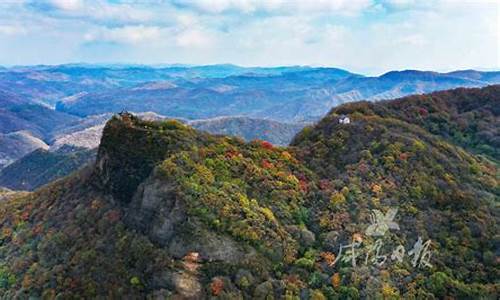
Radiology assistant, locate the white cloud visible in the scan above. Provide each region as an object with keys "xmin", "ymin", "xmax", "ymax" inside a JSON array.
[
  {"xmin": 0, "ymin": 0, "xmax": 497, "ymax": 72},
  {"xmin": 0, "ymin": 25, "xmax": 27, "ymax": 36},
  {"xmin": 294, "ymin": 0, "xmax": 374, "ymax": 14},
  {"xmin": 176, "ymin": 28, "xmax": 213, "ymax": 47},
  {"xmin": 84, "ymin": 25, "xmax": 162, "ymax": 44},
  {"xmin": 49, "ymin": 0, "xmax": 84, "ymax": 11},
  {"xmin": 174, "ymin": 0, "xmax": 374, "ymax": 15},
  {"xmin": 35, "ymin": 0, "xmax": 154, "ymax": 24},
  {"xmin": 397, "ymin": 34, "xmax": 428, "ymax": 47}
]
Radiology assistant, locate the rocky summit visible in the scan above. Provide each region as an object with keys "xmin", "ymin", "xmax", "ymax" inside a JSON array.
[{"xmin": 0, "ymin": 86, "xmax": 498, "ymax": 299}]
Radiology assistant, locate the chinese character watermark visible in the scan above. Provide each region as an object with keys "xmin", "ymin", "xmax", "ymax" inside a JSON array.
[{"xmin": 330, "ymin": 207, "xmax": 433, "ymax": 269}]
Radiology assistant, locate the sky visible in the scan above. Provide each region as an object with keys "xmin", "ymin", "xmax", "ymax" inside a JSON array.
[{"xmin": 0, "ymin": 0, "xmax": 498, "ymax": 75}]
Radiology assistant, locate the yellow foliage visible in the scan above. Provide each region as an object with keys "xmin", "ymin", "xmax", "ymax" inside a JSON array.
[
  {"xmin": 330, "ymin": 192, "xmax": 346, "ymax": 206},
  {"xmin": 371, "ymin": 197, "xmax": 380, "ymax": 206},
  {"xmin": 194, "ymin": 164, "xmax": 214, "ymax": 184},
  {"xmin": 371, "ymin": 184, "xmax": 382, "ymax": 194},
  {"xmin": 444, "ymin": 173, "xmax": 455, "ymax": 184},
  {"xmin": 22, "ymin": 274, "xmax": 32, "ymax": 289},
  {"xmin": 287, "ymin": 174, "xmax": 299, "ymax": 185},
  {"xmin": 281, "ymin": 151, "xmax": 293, "ymax": 160},
  {"xmin": 310, "ymin": 289, "xmax": 327, "ymax": 300},
  {"xmin": 318, "ymin": 213, "xmax": 336, "ymax": 230},
  {"xmin": 261, "ymin": 207, "xmax": 276, "ymax": 222},
  {"xmin": 90, "ymin": 199, "xmax": 102, "ymax": 210},
  {"xmin": 320, "ymin": 252, "xmax": 336, "ymax": 266},
  {"xmin": 381, "ymin": 283, "xmax": 399, "ymax": 299},
  {"xmin": 413, "ymin": 140, "xmax": 426, "ymax": 151},
  {"xmin": 331, "ymin": 273, "xmax": 341, "ymax": 289},
  {"xmin": 380, "ymin": 270, "xmax": 390, "ymax": 279},
  {"xmin": 2, "ymin": 227, "xmax": 12, "ymax": 238},
  {"xmin": 340, "ymin": 186, "xmax": 350, "ymax": 196}
]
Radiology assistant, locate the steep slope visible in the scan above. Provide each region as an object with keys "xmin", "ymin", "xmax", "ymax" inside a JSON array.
[
  {"xmin": 0, "ymin": 131, "xmax": 48, "ymax": 168},
  {"xmin": 0, "ymin": 85, "xmax": 498, "ymax": 298},
  {"xmin": 0, "ymin": 146, "xmax": 96, "ymax": 191},
  {"xmin": 0, "ymin": 114, "xmax": 311, "ymax": 298},
  {"xmin": 290, "ymin": 86, "xmax": 499, "ymax": 297}
]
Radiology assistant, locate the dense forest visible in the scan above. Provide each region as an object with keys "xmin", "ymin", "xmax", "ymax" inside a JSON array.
[{"xmin": 0, "ymin": 86, "xmax": 498, "ymax": 299}]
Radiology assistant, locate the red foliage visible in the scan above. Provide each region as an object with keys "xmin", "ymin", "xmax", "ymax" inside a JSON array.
[
  {"xmin": 210, "ymin": 277, "xmax": 224, "ymax": 296},
  {"xmin": 319, "ymin": 179, "xmax": 331, "ymax": 190},
  {"xmin": 418, "ymin": 107, "xmax": 428, "ymax": 117},
  {"xmin": 32, "ymin": 223, "xmax": 43, "ymax": 236},
  {"xmin": 225, "ymin": 150, "xmax": 239, "ymax": 159},
  {"xmin": 261, "ymin": 141, "xmax": 274, "ymax": 150},
  {"xmin": 295, "ymin": 173, "xmax": 307, "ymax": 181},
  {"xmin": 358, "ymin": 162, "xmax": 369, "ymax": 174},
  {"xmin": 67, "ymin": 277, "xmax": 79, "ymax": 289},
  {"xmin": 284, "ymin": 274, "xmax": 305, "ymax": 288},
  {"xmin": 21, "ymin": 211, "xmax": 30, "ymax": 221},
  {"xmin": 399, "ymin": 152, "xmax": 409, "ymax": 161},
  {"xmin": 106, "ymin": 210, "xmax": 121, "ymax": 223},
  {"xmin": 261, "ymin": 159, "xmax": 273, "ymax": 169},
  {"xmin": 299, "ymin": 179, "xmax": 308, "ymax": 192}
]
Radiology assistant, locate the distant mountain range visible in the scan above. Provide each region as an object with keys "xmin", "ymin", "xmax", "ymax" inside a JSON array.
[
  {"xmin": 190, "ymin": 116, "xmax": 305, "ymax": 146},
  {"xmin": 2, "ymin": 64, "xmax": 499, "ymax": 121},
  {"xmin": 54, "ymin": 67, "xmax": 500, "ymax": 122},
  {"xmin": 0, "ymin": 130, "xmax": 48, "ymax": 168},
  {"xmin": 0, "ymin": 146, "xmax": 95, "ymax": 191},
  {"xmin": 1, "ymin": 64, "xmax": 499, "ymax": 190}
]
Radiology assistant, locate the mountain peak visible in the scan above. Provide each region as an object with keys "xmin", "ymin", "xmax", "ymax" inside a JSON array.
[
  {"xmin": 379, "ymin": 69, "xmax": 439, "ymax": 79},
  {"xmin": 93, "ymin": 113, "xmax": 205, "ymax": 203}
]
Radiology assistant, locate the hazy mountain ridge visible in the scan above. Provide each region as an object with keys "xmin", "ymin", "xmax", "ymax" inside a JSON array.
[
  {"xmin": 0, "ymin": 130, "xmax": 48, "ymax": 168},
  {"xmin": 189, "ymin": 116, "xmax": 306, "ymax": 146},
  {"xmin": 0, "ymin": 146, "xmax": 95, "ymax": 191},
  {"xmin": 0, "ymin": 103, "xmax": 79, "ymax": 140},
  {"xmin": 54, "ymin": 67, "xmax": 500, "ymax": 122},
  {"xmin": 0, "ymin": 64, "xmax": 325, "ymax": 106},
  {"xmin": 0, "ymin": 86, "xmax": 497, "ymax": 298}
]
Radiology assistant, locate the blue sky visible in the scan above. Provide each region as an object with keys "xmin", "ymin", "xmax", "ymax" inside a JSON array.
[{"xmin": 0, "ymin": 0, "xmax": 498, "ymax": 74}]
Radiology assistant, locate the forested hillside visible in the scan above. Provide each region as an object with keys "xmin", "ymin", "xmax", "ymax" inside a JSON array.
[{"xmin": 0, "ymin": 86, "xmax": 497, "ymax": 299}]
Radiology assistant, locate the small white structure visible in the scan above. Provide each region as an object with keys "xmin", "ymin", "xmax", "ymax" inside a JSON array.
[{"xmin": 339, "ymin": 115, "xmax": 351, "ymax": 124}]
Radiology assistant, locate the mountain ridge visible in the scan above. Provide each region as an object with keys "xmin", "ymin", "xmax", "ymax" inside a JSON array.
[{"xmin": 0, "ymin": 85, "xmax": 497, "ymax": 298}]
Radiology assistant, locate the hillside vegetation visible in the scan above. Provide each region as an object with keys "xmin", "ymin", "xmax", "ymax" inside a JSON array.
[
  {"xmin": 0, "ymin": 146, "xmax": 95, "ymax": 191},
  {"xmin": 0, "ymin": 86, "xmax": 498, "ymax": 299},
  {"xmin": 328, "ymin": 85, "xmax": 500, "ymax": 161}
]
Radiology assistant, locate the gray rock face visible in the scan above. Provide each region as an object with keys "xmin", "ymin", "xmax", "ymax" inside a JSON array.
[
  {"xmin": 127, "ymin": 171, "xmax": 256, "ymax": 264},
  {"xmin": 286, "ymin": 225, "xmax": 316, "ymax": 248},
  {"xmin": 172, "ymin": 271, "xmax": 203, "ymax": 299},
  {"xmin": 127, "ymin": 176, "xmax": 187, "ymax": 244},
  {"xmin": 167, "ymin": 220, "xmax": 254, "ymax": 263}
]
